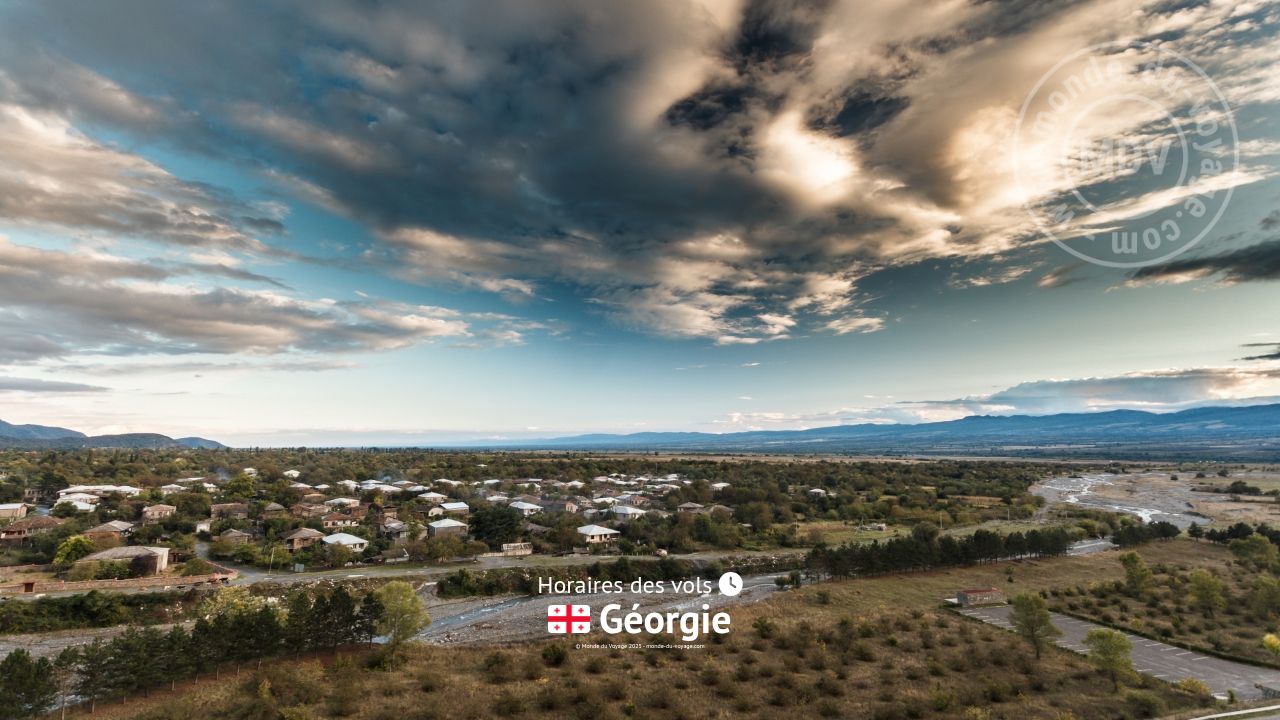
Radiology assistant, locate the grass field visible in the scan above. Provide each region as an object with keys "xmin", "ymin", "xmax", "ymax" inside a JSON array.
[{"xmin": 74, "ymin": 540, "xmax": 1227, "ymax": 720}]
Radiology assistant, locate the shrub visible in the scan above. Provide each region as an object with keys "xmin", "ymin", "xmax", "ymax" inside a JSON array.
[
  {"xmin": 1124, "ymin": 690, "xmax": 1165, "ymax": 718},
  {"xmin": 542, "ymin": 643, "xmax": 568, "ymax": 667}
]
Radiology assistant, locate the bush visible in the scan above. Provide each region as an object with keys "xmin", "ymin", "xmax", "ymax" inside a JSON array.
[
  {"xmin": 753, "ymin": 617, "xmax": 777, "ymax": 638},
  {"xmin": 1124, "ymin": 689, "xmax": 1166, "ymax": 718},
  {"xmin": 542, "ymin": 643, "xmax": 568, "ymax": 667}
]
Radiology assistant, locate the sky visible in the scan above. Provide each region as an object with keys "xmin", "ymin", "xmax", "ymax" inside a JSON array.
[{"xmin": 0, "ymin": 0, "xmax": 1278, "ymax": 446}]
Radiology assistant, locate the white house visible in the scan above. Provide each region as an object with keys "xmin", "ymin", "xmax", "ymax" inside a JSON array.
[
  {"xmin": 509, "ymin": 501, "xmax": 543, "ymax": 517},
  {"xmin": 577, "ymin": 524, "xmax": 620, "ymax": 544},
  {"xmin": 612, "ymin": 505, "xmax": 647, "ymax": 522},
  {"xmin": 419, "ymin": 492, "xmax": 448, "ymax": 504},
  {"xmin": 283, "ymin": 470, "xmax": 302, "ymax": 479},
  {"xmin": 324, "ymin": 497, "xmax": 361, "ymax": 509},
  {"xmin": 160, "ymin": 483, "xmax": 185, "ymax": 496},
  {"xmin": 322, "ymin": 533, "xmax": 369, "ymax": 553},
  {"xmin": 441, "ymin": 501, "xmax": 469, "ymax": 515}
]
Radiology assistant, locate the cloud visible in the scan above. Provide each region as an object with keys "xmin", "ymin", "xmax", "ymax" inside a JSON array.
[
  {"xmin": 708, "ymin": 365, "xmax": 1280, "ymax": 430},
  {"xmin": 0, "ymin": 237, "xmax": 543, "ymax": 363},
  {"xmin": 1128, "ymin": 238, "xmax": 1280, "ymax": 284},
  {"xmin": 0, "ymin": 0, "xmax": 1277, "ymax": 346},
  {"xmin": 0, "ymin": 377, "xmax": 107, "ymax": 393}
]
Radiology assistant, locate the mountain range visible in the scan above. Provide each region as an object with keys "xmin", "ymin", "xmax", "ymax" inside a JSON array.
[
  {"xmin": 0, "ymin": 419, "xmax": 225, "ymax": 450},
  {"xmin": 457, "ymin": 403, "xmax": 1280, "ymax": 461}
]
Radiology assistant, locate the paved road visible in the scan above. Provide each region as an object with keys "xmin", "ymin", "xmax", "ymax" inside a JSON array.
[
  {"xmin": 960, "ymin": 605, "xmax": 1280, "ymax": 700},
  {"xmin": 1067, "ymin": 537, "xmax": 1115, "ymax": 556}
]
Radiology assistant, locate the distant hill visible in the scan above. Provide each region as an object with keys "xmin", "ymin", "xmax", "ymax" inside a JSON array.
[
  {"xmin": 0, "ymin": 419, "xmax": 84, "ymax": 441},
  {"xmin": 0, "ymin": 420, "xmax": 226, "ymax": 450},
  {"xmin": 458, "ymin": 403, "xmax": 1280, "ymax": 461}
]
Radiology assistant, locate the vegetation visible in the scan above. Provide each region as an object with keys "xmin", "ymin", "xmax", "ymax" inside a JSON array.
[
  {"xmin": 1010, "ymin": 592, "xmax": 1060, "ymax": 660},
  {"xmin": 1046, "ymin": 536, "xmax": 1280, "ymax": 666},
  {"xmin": 807, "ymin": 526, "xmax": 1075, "ymax": 578},
  {"xmin": 0, "ymin": 589, "xmax": 199, "ymax": 634},
  {"xmin": 1083, "ymin": 628, "xmax": 1132, "ymax": 690}
]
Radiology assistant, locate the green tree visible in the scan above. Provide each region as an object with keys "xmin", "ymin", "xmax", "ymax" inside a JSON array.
[
  {"xmin": 374, "ymin": 580, "xmax": 430, "ymax": 658},
  {"xmin": 53, "ymin": 535, "xmax": 95, "ymax": 567},
  {"xmin": 468, "ymin": 505, "xmax": 523, "ymax": 550},
  {"xmin": 355, "ymin": 591, "xmax": 384, "ymax": 646},
  {"xmin": 1188, "ymin": 569, "xmax": 1225, "ymax": 615},
  {"xmin": 1010, "ymin": 592, "xmax": 1061, "ymax": 660},
  {"xmin": 1084, "ymin": 628, "xmax": 1132, "ymax": 690},
  {"xmin": 0, "ymin": 649, "xmax": 58, "ymax": 720},
  {"xmin": 1230, "ymin": 535, "xmax": 1278, "ymax": 571},
  {"xmin": 72, "ymin": 639, "xmax": 113, "ymax": 713},
  {"xmin": 1119, "ymin": 552, "xmax": 1153, "ymax": 595}
]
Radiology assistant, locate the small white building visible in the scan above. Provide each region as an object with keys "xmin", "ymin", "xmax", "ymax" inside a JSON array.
[
  {"xmin": 509, "ymin": 501, "xmax": 543, "ymax": 517},
  {"xmin": 577, "ymin": 524, "xmax": 620, "ymax": 544},
  {"xmin": 612, "ymin": 505, "xmax": 647, "ymax": 522},
  {"xmin": 322, "ymin": 533, "xmax": 369, "ymax": 553}
]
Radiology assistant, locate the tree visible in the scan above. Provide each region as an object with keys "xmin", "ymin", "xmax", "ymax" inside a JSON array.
[
  {"xmin": 1084, "ymin": 628, "xmax": 1132, "ymax": 690},
  {"xmin": 1230, "ymin": 534, "xmax": 1278, "ymax": 571},
  {"xmin": 1119, "ymin": 552, "xmax": 1153, "ymax": 595},
  {"xmin": 1010, "ymin": 592, "xmax": 1061, "ymax": 660},
  {"xmin": 1188, "ymin": 522, "xmax": 1204, "ymax": 540},
  {"xmin": 374, "ymin": 580, "xmax": 430, "ymax": 658},
  {"xmin": 72, "ymin": 639, "xmax": 113, "ymax": 713},
  {"xmin": 53, "ymin": 535, "xmax": 95, "ymax": 567},
  {"xmin": 1188, "ymin": 569, "xmax": 1225, "ymax": 615},
  {"xmin": 355, "ymin": 591, "xmax": 384, "ymax": 647},
  {"xmin": 468, "ymin": 505, "xmax": 523, "ymax": 550},
  {"xmin": 0, "ymin": 649, "xmax": 58, "ymax": 720}
]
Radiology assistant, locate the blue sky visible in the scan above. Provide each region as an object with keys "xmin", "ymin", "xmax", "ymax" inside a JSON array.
[{"xmin": 0, "ymin": 0, "xmax": 1278, "ymax": 446}]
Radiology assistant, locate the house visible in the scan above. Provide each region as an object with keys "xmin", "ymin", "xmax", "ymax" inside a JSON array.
[
  {"xmin": 322, "ymin": 532, "xmax": 369, "ymax": 553},
  {"xmin": 159, "ymin": 484, "xmax": 185, "ymax": 496},
  {"xmin": 78, "ymin": 546, "xmax": 170, "ymax": 575},
  {"xmin": 380, "ymin": 518, "xmax": 411, "ymax": 543},
  {"xmin": 83, "ymin": 520, "xmax": 134, "ymax": 544},
  {"xmin": 0, "ymin": 515, "xmax": 65, "ymax": 543},
  {"xmin": 0, "ymin": 502, "xmax": 28, "ymax": 520},
  {"xmin": 611, "ymin": 505, "xmax": 647, "ymax": 522},
  {"xmin": 142, "ymin": 504, "xmax": 177, "ymax": 522},
  {"xmin": 808, "ymin": 488, "xmax": 829, "ymax": 497},
  {"xmin": 323, "ymin": 513, "xmax": 357, "ymax": 530},
  {"xmin": 56, "ymin": 492, "xmax": 101, "ymax": 507},
  {"xmin": 441, "ymin": 501, "xmax": 469, "ymax": 516},
  {"xmin": 283, "ymin": 470, "xmax": 302, "ymax": 479},
  {"xmin": 710, "ymin": 482, "xmax": 731, "ymax": 492},
  {"xmin": 59, "ymin": 485, "xmax": 142, "ymax": 498},
  {"xmin": 218, "ymin": 528, "xmax": 252, "ymax": 545},
  {"xmin": 427, "ymin": 518, "xmax": 468, "ymax": 538},
  {"xmin": 261, "ymin": 502, "xmax": 288, "ymax": 519},
  {"xmin": 543, "ymin": 499, "xmax": 579, "ymax": 515},
  {"xmin": 324, "ymin": 497, "xmax": 361, "ymax": 510},
  {"xmin": 282, "ymin": 527, "xmax": 324, "ymax": 552},
  {"xmin": 677, "ymin": 502, "xmax": 705, "ymax": 513},
  {"xmin": 956, "ymin": 587, "xmax": 1006, "ymax": 607},
  {"xmin": 210, "ymin": 503, "xmax": 249, "ymax": 519},
  {"xmin": 577, "ymin": 524, "xmax": 620, "ymax": 544},
  {"xmin": 509, "ymin": 501, "xmax": 543, "ymax": 517},
  {"xmin": 418, "ymin": 492, "xmax": 448, "ymax": 504},
  {"xmin": 291, "ymin": 503, "xmax": 328, "ymax": 519}
]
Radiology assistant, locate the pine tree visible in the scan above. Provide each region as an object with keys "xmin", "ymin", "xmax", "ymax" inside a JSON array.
[{"xmin": 0, "ymin": 649, "xmax": 58, "ymax": 720}]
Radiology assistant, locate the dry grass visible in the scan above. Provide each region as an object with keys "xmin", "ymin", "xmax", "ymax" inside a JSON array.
[{"xmin": 67, "ymin": 541, "xmax": 1226, "ymax": 720}]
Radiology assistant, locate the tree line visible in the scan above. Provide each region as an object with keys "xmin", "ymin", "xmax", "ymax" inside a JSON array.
[
  {"xmin": 0, "ymin": 582, "xmax": 429, "ymax": 719},
  {"xmin": 806, "ymin": 526, "xmax": 1077, "ymax": 578}
]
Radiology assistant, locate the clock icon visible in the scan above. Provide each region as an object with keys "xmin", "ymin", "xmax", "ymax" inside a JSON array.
[{"xmin": 718, "ymin": 571, "xmax": 743, "ymax": 597}]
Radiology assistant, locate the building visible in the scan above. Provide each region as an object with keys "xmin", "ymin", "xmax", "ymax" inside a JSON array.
[
  {"xmin": 427, "ymin": 518, "xmax": 468, "ymax": 538},
  {"xmin": 322, "ymin": 532, "xmax": 369, "ymax": 553},
  {"xmin": 291, "ymin": 503, "xmax": 327, "ymax": 519},
  {"xmin": 78, "ymin": 546, "xmax": 170, "ymax": 575},
  {"xmin": 217, "ymin": 528, "xmax": 251, "ymax": 545},
  {"xmin": 59, "ymin": 485, "xmax": 141, "ymax": 498},
  {"xmin": 577, "ymin": 524, "xmax": 620, "ymax": 544},
  {"xmin": 611, "ymin": 505, "xmax": 647, "ymax": 522},
  {"xmin": 83, "ymin": 520, "xmax": 134, "ymax": 544},
  {"xmin": 676, "ymin": 502, "xmax": 705, "ymax": 513},
  {"xmin": 542, "ymin": 499, "xmax": 579, "ymax": 515},
  {"xmin": 282, "ymin": 527, "xmax": 324, "ymax": 552},
  {"xmin": 0, "ymin": 515, "xmax": 65, "ymax": 543},
  {"xmin": 322, "ymin": 513, "xmax": 358, "ymax": 530},
  {"xmin": 441, "ymin": 501, "xmax": 469, "ymax": 516},
  {"xmin": 0, "ymin": 502, "xmax": 28, "ymax": 520},
  {"xmin": 210, "ymin": 503, "xmax": 249, "ymax": 519},
  {"xmin": 509, "ymin": 501, "xmax": 543, "ymax": 517},
  {"xmin": 159, "ymin": 484, "xmax": 185, "ymax": 496},
  {"xmin": 142, "ymin": 504, "xmax": 177, "ymax": 522},
  {"xmin": 261, "ymin": 502, "xmax": 288, "ymax": 519},
  {"xmin": 956, "ymin": 587, "xmax": 1006, "ymax": 607}
]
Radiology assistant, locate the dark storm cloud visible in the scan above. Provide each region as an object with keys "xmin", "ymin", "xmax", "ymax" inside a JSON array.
[
  {"xmin": 1129, "ymin": 239, "xmax": 1280, "ymax": 284},
  {"xmin": 0, "ymin": 0, "xmax": 1277, "ymax": 349}
]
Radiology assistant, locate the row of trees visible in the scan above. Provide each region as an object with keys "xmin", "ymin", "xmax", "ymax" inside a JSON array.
[
  {"xmin": 807, "ymin": 526, "xmax": 1075, "ymax": 578},
  {"xmin": 0, "ymin": 581, "xmax": 429, "ymax": 719}
]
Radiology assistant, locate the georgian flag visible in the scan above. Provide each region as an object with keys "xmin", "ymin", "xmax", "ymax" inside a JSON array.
[{"xmin": 547, "ymin": 604, "xmax": 591, "ymax": 634}]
